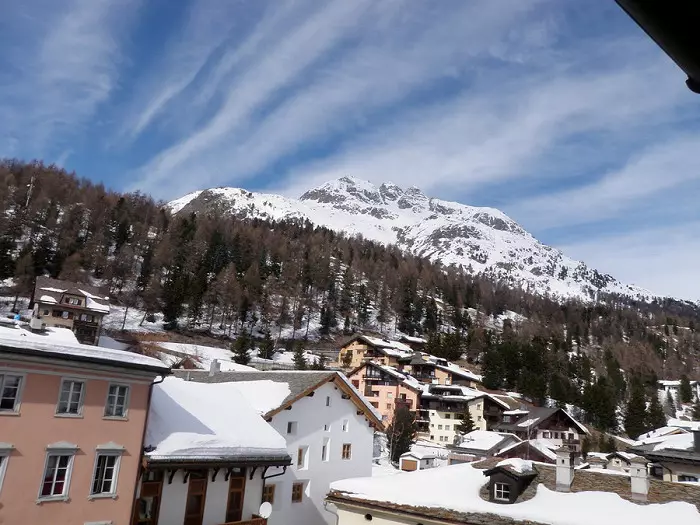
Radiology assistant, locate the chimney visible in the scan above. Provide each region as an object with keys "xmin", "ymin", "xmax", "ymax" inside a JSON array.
[
  {"xmin": 209, "ymin": 359, "xmax": 221, "ymax": 376},
  {"xmin": 693, "ymin": 429, "xmax": 700, "ymax": 453},
  {"xmin": 629, "ymin": 457, "xmax": 649, "ymax": 501},
  {"xmin": 555, "ymin": 446, "xmax": 574, "ymax": 492}
]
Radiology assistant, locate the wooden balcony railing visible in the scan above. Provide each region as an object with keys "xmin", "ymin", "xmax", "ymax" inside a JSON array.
[{"xmin": 220, "ymin": 516, "xmax": 267, "ymax": 525}]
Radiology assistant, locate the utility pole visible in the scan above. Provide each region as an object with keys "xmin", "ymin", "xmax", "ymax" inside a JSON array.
[{"xmin": 25, "ymin": 172, "xmax": 35, "ymax": 208}]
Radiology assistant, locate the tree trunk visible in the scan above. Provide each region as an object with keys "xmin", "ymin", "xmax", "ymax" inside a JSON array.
[{"xmin": 121, "ymin": 305, "xmax": 129, "ymax": 331}]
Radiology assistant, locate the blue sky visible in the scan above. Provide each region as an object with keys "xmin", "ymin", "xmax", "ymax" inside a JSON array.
[{"xmin": 1, "ymin": 0, "xmax": 699, "ymax": 300}]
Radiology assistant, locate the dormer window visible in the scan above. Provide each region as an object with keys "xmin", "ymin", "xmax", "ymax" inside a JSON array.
[
  {"xmin": 494, "ymin": 482, "xmax": 510, "ymax": 501},
  {"xmin": 63, "ymin": 297, "xmax": 82, "ymax": 306}
]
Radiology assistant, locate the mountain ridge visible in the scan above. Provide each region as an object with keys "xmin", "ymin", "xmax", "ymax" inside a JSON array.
[{"xmin": 168, "ymin": 176, "xmax": 653, "ymax": 302}]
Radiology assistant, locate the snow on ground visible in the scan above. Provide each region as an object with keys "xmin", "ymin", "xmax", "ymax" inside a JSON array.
[
  {"xmin": 330, "ymin": 463, "xmax": 699, "ymax": 525},
  {"xmin": 145, "ymin": 376, "xmax": 288, "ymax": 459},
  {"xmin": 98, "ymin": 335, "xmax": 131, "ymax": 350},
  {"xmin": 156, "ymin": 341, "xmax": 259, "ymax": 372}
]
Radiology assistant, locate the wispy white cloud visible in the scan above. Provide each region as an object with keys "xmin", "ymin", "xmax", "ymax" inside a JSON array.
[{"xmin": 0, "ymin": 0, "xmax": 137, "ymax": 157}]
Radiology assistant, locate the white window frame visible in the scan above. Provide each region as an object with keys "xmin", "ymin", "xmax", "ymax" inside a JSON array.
[
  {"xmin": 104, "ymin": 383, "xmax": 130, "ymax": 419},
  {"xmin": 0, "ymin": 372, "xmax": 25, "ymax": 414},
  {"xmin": 89, "ymin": 451, "xmax": 122, "ymax": 499},
  {"xmin": 342, "ymin": 443, "xmax": 352, "ymax": 460},
  {"xmin": 0, "ymin": 443, "xmax": 13, "ymax": 496},
  {"xmin": 38, "ymin": 445, "xmax": 77, "ymax": 501},
  {"xmin": 56, "ymin": 378, "xmax": 86, "ymax": 417},
  {"xmin": 494, "ymin": 482, "xmax": 510, "ymax": 501}
]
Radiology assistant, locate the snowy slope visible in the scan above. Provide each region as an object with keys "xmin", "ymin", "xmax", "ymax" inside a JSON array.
[{"xmin": 168, "ymin": 177, "xmax": 653, "ymax": 301}]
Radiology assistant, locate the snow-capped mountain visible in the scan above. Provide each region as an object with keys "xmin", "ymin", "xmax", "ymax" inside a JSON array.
[{"xmin": 168, "ymin": 176, "xmax": 653, "ymax": 301}]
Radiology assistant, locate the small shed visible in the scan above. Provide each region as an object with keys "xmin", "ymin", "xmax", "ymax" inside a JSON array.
[{"xmin": 399, "ymin": 451, "xmax": 437, "ymax": 471}]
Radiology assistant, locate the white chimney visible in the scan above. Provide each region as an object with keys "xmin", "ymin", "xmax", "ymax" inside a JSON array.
[
  {"xmin": 555, "ymin": 446, "xmax": 574, "ymax": 491},
  {"xmin": 629, "ymin": 458, "xmax": 649, "ymax": 501},
  {"xmin": 209, "ymin": 359, "xmax": 221, "ymax": 376}
]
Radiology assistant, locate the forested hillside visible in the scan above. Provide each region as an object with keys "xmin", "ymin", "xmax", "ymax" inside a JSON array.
[{"xmin": 2, "ymin": 160, "xmax": 700, "ymax": 435}]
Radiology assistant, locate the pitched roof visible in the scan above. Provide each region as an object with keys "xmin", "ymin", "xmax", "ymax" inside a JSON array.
[
  {"xmin": 33, "ymin": 276, "xmax": 110, "ymax": 314},
  {"xmin": 349, "ymin": 361, "xmax": 424, "ymax": 392},
  {"xmin": 343, "ymin": 334, "xmax": 413, "ymax": 356},
  {"xmin": 172, "ymin": 369, "xmax": 384, "ymax": 430},
  {"xmin": 496, "ymin": 406, "xmax": 588, "ymax": 435},
  {"xmin": 496, "ymin": 438, "xmax": 558, "ymax": 461},
  {"xmin": 145, "ymin": 377, "xmax": 290, "ymax": 466},
  {"xmin": 454, "ymin": 430, "xmax": 520, "ymax": 453}
]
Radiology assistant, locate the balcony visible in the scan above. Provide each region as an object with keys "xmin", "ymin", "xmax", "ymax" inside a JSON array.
[
  {"xmin": 220, "ymin": 516, "xmax": 267, "ymax": 525},
  {"xmin": 395, "ymin": 398, "xmax": 413, "ymax": 409}
]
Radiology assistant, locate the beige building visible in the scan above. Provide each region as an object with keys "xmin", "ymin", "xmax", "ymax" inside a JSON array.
[
  {"xmin": 0, "ymin": 321, "xmax": 169, "ymax": 525},
  {"xmin": 338, "ymin": 335, "xmax": 412, "ymax": 369},
  {"xmin": 631, "ymin": 431, "xmax": 700, "ymax": 482},
  {"xmin": 32, "ymin": 276, "xmax": 111, "ymax": 345}
]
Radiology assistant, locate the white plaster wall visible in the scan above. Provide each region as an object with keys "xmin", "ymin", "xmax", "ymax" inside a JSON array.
[
  {"xmin": 243, "ymin": 469, "xmax": 265, "ymax": 519},
  {"xmin": 202, "ymin": 474, "xmax": 229, "ymax": 525},
  {"xmin": 266, "ymin": 381, "xmax": 375, "ymax": 525},
  {"xmin": 157, "ymin": 471, "xmax": 188, "ymax": 525}
]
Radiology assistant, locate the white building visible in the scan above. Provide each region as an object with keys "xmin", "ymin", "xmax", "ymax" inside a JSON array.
[
  {"xmin": 135, "ymin": 376, "xmax": 292, "ymax": 525},
  {"xmin": 399, "ymin": 451, "xmax": 436, "ymax": 471},
  {"xmin": 658, "ymin": 379, "xmax": 700, "ymax": 402},
  {"xmin": 175, "ymin": 368, "xmax": 383, "ymax": 525}
]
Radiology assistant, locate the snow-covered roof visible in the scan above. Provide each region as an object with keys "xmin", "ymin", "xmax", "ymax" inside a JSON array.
[
  {"xmin": 668, "ymin": 418, "xmax": 700, "ymax": 431},
  {"xmin": 354, "ymin": 335, "xmax": 413, "ymax": 356},
  {"xmin": 517, "ymin": 417, "xmax": 540, "ymax": 428},
  {"xmin": 39, "ymin": 295, "xmax": 57, "ymax": 303},
  {"xmin": 156, "ymin": 342, "xmax": 259, "ymax": 372},
  {"xmin": 221, "ymin": 380, "xmax": 291, "ymax": 415},
  {"xmin": 455, "ymin": 430, "xmax": 518, "ymax": 452},
  {"xmin": 435, "ymin": 363, "xmax": 482, "ymax": 382},
  {"xmin": 370, "ymin": 363, "xmax": 423, "ymax": 391},
  {"xmin": 145, "ymin": 377, "xmax": 290, "ymax": 463},
  {"xmin": 33, "ymin": 276, "xmax": 110, "ymax": 314},
  {"xmin": 0, "ymin": 324, "xmax": 168, "ymax": 373},
  {"xmin": 496, "ymin": 438, "xmax": 558, "ymax": 461},
  {"xmin": 329, "ymin": 463, "xmax": 699, "ymax": 524},
  {"xmin": 503, "ymin": 409, "xmax": 529, "ymax": 415},
  {"xmin": 652, "ymin": 432, "xmax": 695, "ymax": 452},
  {"xmin": 400, "ymin": 335, "xmax": 427, "ymax": 344},
  {"xmin": 401, "ymin": 450, "xmax": 436, "ymax": 460},
  {"xmin": 635, "ymin": 426, "xmax": 687, "ymax": 442},
  {"xmin": 496, "ymin": 458, "xmax": 535, "ymax": 474}
]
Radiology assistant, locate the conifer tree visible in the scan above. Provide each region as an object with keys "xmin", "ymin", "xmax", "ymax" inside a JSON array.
[
  {"xmin": 693, "ymin": 398, "xmax": 700, "ymax": 421},
  {"xmin": 624, "ymin": 378, "xmax": 647, "ymax": 439},
  {"xmin": 341, "ymin": 349, "xmax": 353, "ymax": 369},
  {"xmin": 232, "ymin": 333, "xmax": 251, "ymax": 365},
  {"xmin": 293, "ymin": 341, "xmax": 307, "ymax": 370},
  {"xmin": 259, "ymin": 332, "xmax": 275, "ymax": 360},
  {"xmin": 386, "ymin": 406, "xmax": 417, "ymax": 464},
  {"xmin": 646, "ymin": 391, "xmax": 666, "ymax": 430},
  {"xmin": 312, "ymin": 354, "xmax": 328, "ymax": 370},
  {"xmin": 456, "ymin": 410, "xmax": 475, "ymax": 436},
  {"xmin": 665, "ymin": 390, "xmax": 677, "ymax": 416},
  {"xmin": 680, "ymin": 375, "xmax": 693, "ymax": 404}
]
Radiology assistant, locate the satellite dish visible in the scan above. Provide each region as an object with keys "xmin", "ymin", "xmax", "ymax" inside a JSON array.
[{"xmin": 258, "ymin": 501, "xmax": 272, "ymax": 519}]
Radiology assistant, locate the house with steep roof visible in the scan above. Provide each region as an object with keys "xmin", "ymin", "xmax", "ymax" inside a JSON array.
[
  {"xmin": 325, "ymin": 450, "xmax": 700, "ymax": 525},
  {"xmin": 134, "ymin": 376, "xmax": 291, "ymax": 525},
  {"xmin": 449, "ymin": 430, "xmax": 521, "ymax": 461},
  {"xmin": 173, "ymin": 368, "xmax": 383, "ymax": 525},
  {"xmin": 397, "ymin": 351, "xmax": 482, "ymax": 387},
  {"xmin": 338, "ymin": 335, "xmax": 413, "ymax": 369},
  {"xmin": 0, "ymin": 321, "xmax": 170, "ymax": 525},
  {"xmin": 418, "ymin": 384, "xmax": 510, "ymax": 444},
  {"xmin": 631, "ymin": 429, "xmax": 700, "ymax": 483},
  {"xmin": 32, "ymin": 276, "xmax": 111, "ymax": 345},
  {"xmin": 346, "ymin": 361, "xmax": 423, "ymax": 423},
  {"xmin": 494, "ymin": 438, "xmax": 559, "ymax": 464},
  {"xmin": 494, "ymin": 406, "xmax": 588, "ymax": 453}
]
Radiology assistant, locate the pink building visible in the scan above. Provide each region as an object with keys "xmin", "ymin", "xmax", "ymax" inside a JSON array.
[
  {"xmin": 347, "ymin": 361, "xmax": 422, "ymax": 424},
  {"xmin": 0, "ymin": 322, "xmax": 169, "ymax": 525}
]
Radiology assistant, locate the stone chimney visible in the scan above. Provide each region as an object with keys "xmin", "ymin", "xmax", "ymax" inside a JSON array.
[
  {"xmin": 629, "ymin": 457, "xmax": 649, "ymax": 501},
  {"xmin": 693, "ymin": 429, "xmax": 700, "ymax": 453},
  {"xmin": 555, "ymin": 446, "xmax": 574, "ymax": 491},
  {"xmin": 209, "ymin": 359, "xmax": 221, "ymax": 376}
]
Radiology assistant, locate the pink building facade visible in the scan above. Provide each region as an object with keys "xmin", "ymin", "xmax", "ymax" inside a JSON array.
[{"xmin": 0, "ymin": 325, "xmax": 169, "ymax": 525}]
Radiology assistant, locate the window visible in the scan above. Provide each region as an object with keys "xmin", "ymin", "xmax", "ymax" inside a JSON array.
[
  {"xmin": 297, "ymin": 446, "xmax": 308, "ymax": 469},
  {"xmin": 494, "ymin": 482, "xmax": 510, "ymax": 501},
  {"xmin": 324, "ymin": 423, "xmax": 330, "ymax": 431},
  {"xmin": 322, "ymin": 438, "xmax": 330, "ymax": 462},
  {"xmin": 56, "ymin": 380, "xmax": 85, "ymax": 415},
  {"xmin": 543, "ymin": 431, "xmax": 550, "ymax": 438},
  {"xmin": 0, "ymin": 449, "xmax": 10, "ymax": 495},
  {"xmin": 386, "ymin": 403, "xmax": 392, "ymax": 409},
  {"xmin": 91, "ymin": 454, "xmax": 120, "ymax": 496},
  {"xmin": 445, "ymin": 425, "xmax": 450, "ymax": 431},
  {"xmin": 104, "ymin": 384, "xmax": 129, "ymax": 418},
  {"xmin": 342, "ymin": 444, "xmax": 352, "ymax": 460},
  {"xmin": 226, "ymin": 472, "xmax": 246, "ymax": 522},
  {"xmin": 370, "ymin": 402, "xmax": 378, "ymax": 408},
  {"xmin": 40, "ymin": 454, "xmax": 73, "ymax": 499},
  {"xmin": 445, "ymin": 413, "xmax": 451, "ymax": 419},
  {"xmin": 679, "ymin": 475, "xmax": 699, "ymax": 482},
  {"xmin": 326, "ymin": 396, "xmax": 331, "ymax": 407},
  {"xmin": 342, "ymin": 419, "xmax": 349, "ymax": 432},
  {"xmin": 291, "ymin": 482, "xmax": 304, "ymax": 503},
  {"xmin": 79, "ymin": 313, "xmax": 94, "ymax": 322},
  {"xmin": 262, "ymin": 484, "xmax": 275, "ymax": 504},
  {"xmin": 64, "ymin": 297, "xmax": 81, "ymax": 306},
  {"xmin": 430, "ymin": 435, "xmax": 434, "ymax": 440},
  {"xmin": 0, "ymin": 373, "xmax": 23, "ymax": 412},
  {"xmin": 42, "ymin": 309, "xmax": 49, "ymax": 315},
  {"xmin": 438, "ymin": 425, "xmax": 443, "ymax": 430},
  {"xmin": 568, "ymin": 433, "xmax": 574, "ymax": 440},
  {"xmin": 287, "ymin": 421, "xmax": 298, "ymax": 435},
  {"xmin": 387, "ymin": 392, "xmax": 393, "ymax": 399}
]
